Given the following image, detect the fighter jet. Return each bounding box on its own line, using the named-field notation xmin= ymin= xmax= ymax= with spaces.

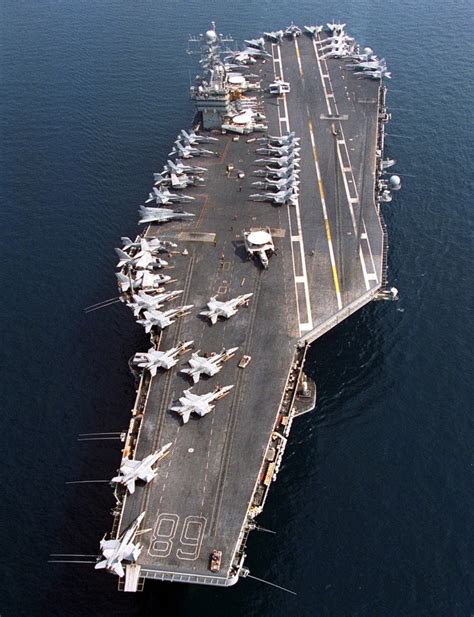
xmin=139 ymin=271 xmax=173 ymax=291
xmin=133 ymin=340 xmax=193 ymax=375
xmin=116 ymin=271 xmax=143 ymax=293
xmin=252 ymin=174 xmax=300 ymax=191
xmin=256 ymin=144 xmax=301 ymax=157
xmin=138 ymin=206 xmax=195 ymax=225
xmin=264 ymin=30 xmax=284 ymax=42
xmin=170 ymin=385 xmax=234 ymax=424
xmin=169 ymin=141 xmax=215 ymax=159
xmin=137 ymin=305 xmax=194 ymax=332
xmin=200 ymin=293 xmax=253 ymax=325
xmin=165 ymin=159 xmax=207 ymax=175
xmin=285 ymin=23 xmax=302 ymax=38
xmin=326 ymin=21 xmax=346 ymax=34
xmin=304 ymin=25 xmax=323 ymax=36
xmin=354 ymin=67 xmax=391 ymax=79
xmin=347 ymin=58 xmax=386 ymax=71
xmin=256 ymin=131 xmax=300 ymax=146
xmin=180 ymin=129 xmax=218 ymax=145
xmin=111 ymin=443 xmax=172 ymax=494
xmin=181 ymin=347 xmax=238 ymax=384
xmin=250 ymin=188 xmax=297 ymax=205
xmin=255 ymin=154 xmax=300 ymax=168
xmin=128 ymin=289 xmax=183 ymax=317
xmin=253 ymin=164 xmax=300 ymax=180
xmin=168 ymin=172 xmax=204 ymax=190
xmin=244 ymin=37 xmax=266 ymax=50
xmin=95 ymin=512 xmax=148 ymax=578
xmin=146 ymin=186 xmax=196 ymax=205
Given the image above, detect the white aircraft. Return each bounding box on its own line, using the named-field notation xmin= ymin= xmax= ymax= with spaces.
xmin=169 ymin=141 xmax=214 ymax=159
xmin=95 ymin=512 xmax=149 ymax=578
xmin=121 ymin=236 xmax=177 ymax=253
xmin=137 ymin=305 xmax=193 ymax=332
xmin=133 ymin=340 xmax=193 ymax=375
xmin=250 ymin=188 xmax=296 ymax=205
xmin=285 ymin=23 xmax=302 ymax=38
xmin=111 ymin=443 xmax=172 ymax=494
xmin=165 ymin=159 xmax=207 ymax=175
xmin=200 ymin=293 xmax=253 ymax=325
xmin=180 ymin=129 xmax=218 ymax=145
xmin=256 ymin=164 xmax=300 ymax=179
xmin=347 ymin=58 xmax=386 ymax=71
xmin=326 ymin=21 xmax=346 ymax=34
xmin=146 ymin=186 xmax=195 ymax=205
xmin=354 ymin=67 xmax=391 ymax=79
xmin=264 ymin=30 xmax=284 ymax=42
xmin=181 ymin=347 xmax=238 ymax=383
xmin=116 ymin=271 xmax=143 ymax=293
xmin=115 ymin=248 xmax=157 ymax=270
xmin=252 ymin=174 xmax=300 ymax=191
xmin=256 ymin=131 xmax=300 ymax=146
xmin=129 ymin=290 xmax=183 ymax=317
xmin=255 ymin=154 xmax=300 ymax=168
xmin=170 ymin=385 xmax=234 ymax=424
xmin=304 ymin=25 xmax=323 ymax=36
xmin=138 ymin=206 xmax=195 ymax=225
xmin=256 ymin=144 xmax=301 ymax=157
xmin=244 ymin=37 xmax=266 ymax=50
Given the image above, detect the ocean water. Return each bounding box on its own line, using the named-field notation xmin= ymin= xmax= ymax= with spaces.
xmin=1 ymin=1 xmax=472 ymax=616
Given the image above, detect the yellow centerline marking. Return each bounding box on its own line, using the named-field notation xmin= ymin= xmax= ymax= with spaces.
xmin=308 ymin=119 xmax=342 ymax=308
xmin=294 ymin=39 xmax=304 ymax=77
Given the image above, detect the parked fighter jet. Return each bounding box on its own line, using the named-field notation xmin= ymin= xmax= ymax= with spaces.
xmin=257 ymin=131 xmax=300 ymax=146
xmin=165 ymin=159 xmax=207 ymax=175
xmin=133 ymin=340 xmax=193 ymax=375
xmin=252 ymin=174 xmax=300 ymax=191
xmin=170 ymin=385 xmax=234 ymax=424
xmin=261 ymin=164 xmax=300 ymax=179
xmin=347 ymin=58 xmax=386 ymax=71
xmin=244 ymin=37 xmax=266 ymax=50
xmin=250 ymin=188 xmax=296 ymax=205
xmin=115 ymin=248 xmax=156 ymax=270
xmin=116 ymin=271 xmax=143 ymax=293
xmin=138 ymin=207 xmax=195 ymax=225
xmin=285 ymin=23 xmax=302 ymax=38
xmin=256 ymin=144 xmax=301 ymax=157
xmin=326 ymin=21 xmax=346 ymax=34
xmin=180 ymin=129 xmax=218 ymax=145
xmin=354 ymin=67 xmax=391 ymax=79
xmin=169 ymin=141 xmax=215 ymax=159
xmin=111 ymin=443 xmax=172 ymax=494
xmin=304 ymin=25 xmax=323 ymax=36
xmin=181 ymin=347 xmax=238 ymax=384
xmin=255 ymin=154 xmax=300 ymax=168
xmin=128 ymin=290 xmax=183 ymax=317
xmin=95 ymin=512 xmax=148 ymax=578
xmin=200 ymin=293 xmax=253 ymax=325
xmin=137 ymin=305 xmax=193 ymax=332
xmin=264 ymin=30 xmax=284 ymax=42
xmin=146 ymin=186 xmax=195 ymax=205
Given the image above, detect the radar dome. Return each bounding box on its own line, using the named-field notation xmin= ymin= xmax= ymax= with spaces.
xmin=206 ymin=30 xmax=218 ymax=44
xmin=363 ymin=47 xmax=373 ymax=56
xmin=389 ymin=175 xmax=401 ymax=190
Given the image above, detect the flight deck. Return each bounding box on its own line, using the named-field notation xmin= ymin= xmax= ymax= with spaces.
xmin=103 ymin=26 xmax=393 ymax=591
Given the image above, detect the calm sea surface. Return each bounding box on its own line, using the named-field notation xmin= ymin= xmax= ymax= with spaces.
xmin=1 ymin=1 xmax=472 ymax=615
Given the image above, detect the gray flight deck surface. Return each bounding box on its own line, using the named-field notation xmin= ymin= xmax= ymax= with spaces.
xmin=116 ymin=32 xmax=384 ymax=586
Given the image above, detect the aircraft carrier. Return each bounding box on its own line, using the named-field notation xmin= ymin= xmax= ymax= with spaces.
xmin=97 ymin=22 xmax=399 ymax=591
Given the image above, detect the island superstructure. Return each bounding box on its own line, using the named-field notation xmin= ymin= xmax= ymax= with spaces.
xmin=97 ymin=22 xmax=399 ymax=591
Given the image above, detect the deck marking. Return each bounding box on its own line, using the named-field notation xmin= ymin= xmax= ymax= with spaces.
xmin=275 ymin=42 xmax=313 ymax=331
xmin=294 ymin=39 xmax=304 ymax=77
xmin=307 ymin=119 xmax=342 ymax=308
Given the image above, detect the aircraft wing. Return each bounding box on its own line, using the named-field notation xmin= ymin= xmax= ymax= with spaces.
xmin=120 ymin=459 xmax=141 ymax=475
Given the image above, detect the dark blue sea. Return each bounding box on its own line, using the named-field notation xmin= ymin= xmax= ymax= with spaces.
xmin=1 ymin=1 xmax=472 ymax=615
